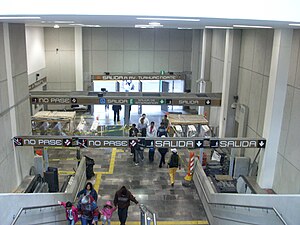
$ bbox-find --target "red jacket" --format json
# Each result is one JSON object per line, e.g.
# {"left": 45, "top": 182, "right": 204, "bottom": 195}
{"left": 60, "top": 202, "right": 79, "bottom": 223}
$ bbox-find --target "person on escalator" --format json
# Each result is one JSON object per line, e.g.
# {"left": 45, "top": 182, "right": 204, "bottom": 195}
{"left": 58, "top": 201, "right": 79, "bottom": 225}
{"left": 77, "top": 182, "right": 98, "bottom": 203}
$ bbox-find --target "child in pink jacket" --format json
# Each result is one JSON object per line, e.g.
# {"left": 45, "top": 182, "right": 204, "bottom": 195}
{"left": 100, "top": 201, "right": 117, "bottom": 225}
{"left": 58, "top": 201, "right": 79, "bottom": 225}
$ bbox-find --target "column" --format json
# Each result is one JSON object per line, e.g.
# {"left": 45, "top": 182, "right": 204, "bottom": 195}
{"left": 257, "top": 29, "right": 293, "bottom": 188}
{"left": 219, "top": 29, "right": 241, "bottom": 137}
{"left": 198, "top": 29, "right": 212, "bottom": 117}
{"left": 190, "top": 29, "right": 201, "bottom": 94}
{"left": 75, "top": 27, "right": 83, "bottom": 91}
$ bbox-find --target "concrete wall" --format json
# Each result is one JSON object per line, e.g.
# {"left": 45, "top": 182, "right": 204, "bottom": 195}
{"left": 82, "top": 27, "right": 192, "bottom": 90}
{"left": 0, "top": 23, "right": 33, "bottom": 192}
{"left": 209, "top": 30, "right": 226, "bottom": 127}
{"left": 238, "top": 29, "right": 273, "bottom": 161}
{"left": 44, "top": 27, "right": 75, "bottom": 91}
{"left": 274, "top": 30, "right": 300, "bottom": 193}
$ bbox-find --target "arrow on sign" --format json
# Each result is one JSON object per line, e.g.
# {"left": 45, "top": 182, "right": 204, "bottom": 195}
{"left": 71, "top": 98, "right": 77, "bottom": 103}
{"left": 159, "top": 99, "right": 165, "bottom": 104}
{"left": 129, "top": 99, "right": 134, "bottom": 105}
{"left": 31, "top": 98, "right": 38, "bottom": 104}
{"left": 257, "top": 140, "right": 266, "bottom": 148}
{"left": 205, "top": 99, "right": 211, "bottom": 105}
{"left": 210, "top": 140, "right": 219, "bottom": 148}
{"left": 195, "top": 140, "right": 203, "bottom": 148}
{"left": 166, "top": 99, "right": 172, "bottom": 104}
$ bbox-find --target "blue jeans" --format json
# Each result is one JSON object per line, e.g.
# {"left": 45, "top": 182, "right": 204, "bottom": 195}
{"left": 102, "top": 216, "right": 111, "bottom": 225}
{"left": 68, "top": 219, "right": 75, "bottom": 225}
{"left": 81, "top": 218, "right": 97, "bottom": 225}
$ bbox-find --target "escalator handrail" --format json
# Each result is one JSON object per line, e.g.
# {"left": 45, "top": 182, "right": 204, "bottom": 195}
{"left": 11, "top": 204, "right": 61, "bottom": 225}
{"left": 194, "top": 161, "right": 287, "bottom": 225}
{"left": 139, "top": 203, "right": 157, "bottom": 225}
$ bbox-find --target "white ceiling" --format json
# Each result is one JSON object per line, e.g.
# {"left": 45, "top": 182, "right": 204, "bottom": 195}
{"left": 1, "top": 0, "right": 300, "bottom": 29}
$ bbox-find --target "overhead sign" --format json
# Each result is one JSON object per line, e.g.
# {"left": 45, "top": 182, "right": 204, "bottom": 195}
{"left": 31, "top": 97, "right": 72, "bottom": 104}
{"left": 13, "top": 136, "right": 266, "bottom": 149}
{"left": 92, "top": 74, "right": 184, "bottom": 81}
{"left": 30, "top": 92, "right": 222, "bottom": 106}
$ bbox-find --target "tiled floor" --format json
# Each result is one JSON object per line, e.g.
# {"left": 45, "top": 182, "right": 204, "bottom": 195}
{"left": 48, "top": 109, "right": 208, "bottom": 224}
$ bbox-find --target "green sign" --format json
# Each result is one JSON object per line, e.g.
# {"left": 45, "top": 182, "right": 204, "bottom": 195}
{"left": 159, "top": 99, "right": 166, "bottom": 104}
{"left": 129, "top": 99, "right": 134, "bottom": 105}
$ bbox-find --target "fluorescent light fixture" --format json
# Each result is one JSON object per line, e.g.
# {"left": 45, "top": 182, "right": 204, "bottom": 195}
{"left": 85, "top": 25, "right": 101, "bottom": 27}
{"left": 177, "top": 27, "right": 192, "bottom": 30}
{"left": 205, "top": 26, "right": 233, "bottom": 29}
{"left": 53, "top": 24, "right": 60, "bottom": 29}
{"left": 135, "top": 24, "right": 154, "bottom": 28}
{"left": 149, "top": 22, "right": 161, "bottom": 26}
{"left": 69, "top": 23, "right": 84, "bottom": 26}
{"left": 54, "top": 21, "right": 74, "bottom": 24}
{"left": 233, "top": 25, "right": 272, "bottom": 29}
{"left": 289, "top": 23, "right": 300, "bottom": 26}
{"left": 0, "top": 16, "right": 40, "bottom": 20}
{"left": 137, "top": 17, "right": 200, "bottom": 22}
{"left": 135, "top": 24, "right": 163, "bottom": 28}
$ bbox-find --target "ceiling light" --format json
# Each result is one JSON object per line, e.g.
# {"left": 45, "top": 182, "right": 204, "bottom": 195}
{"left": 149, "top": 22, "right": 161, "bottom": 26}
{"left": 135, "top": 25, "right": 154, "bottom": 28}
{"left": 177, "top": 27, "right": 192, "bottom": 30}
{"left": 137, "top": 17, "right": 200, "bottom": 22}
{"left": 53, "top": 24, "right": 60, "bottom": 29}
{"left": 85, "top": 25, "right": 101, "bottom": 27}
{"left": 54, "top": 21, "right": 74, "bottom": 24}
{"left": 233, "top": 25, "right": 272, "bottom": 29}
{"left": 0, "top": 16, "right": 40, "bottom": 20}
{"left": 289, "top": 23, "right": 300, "bottom": 26}
{"left": 69, "top": 23, "right": 84, "bottom": 26}
{"left": 205, "top": 26, "right": 233, "bottom": 29}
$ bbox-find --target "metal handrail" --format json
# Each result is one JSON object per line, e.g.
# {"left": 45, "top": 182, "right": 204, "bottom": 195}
{"left": 139, "top": 203, "right": 157, "bottom": 225}
{"left": 11, "top": 204, "right": 62, "bottom": 225}
{"left": 194, "top": 160, "right": 287, "bottom": 225}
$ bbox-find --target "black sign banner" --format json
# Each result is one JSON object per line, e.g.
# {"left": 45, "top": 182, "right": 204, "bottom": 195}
{"left": 13, "top": 136, "right": 266, "bottom": 149}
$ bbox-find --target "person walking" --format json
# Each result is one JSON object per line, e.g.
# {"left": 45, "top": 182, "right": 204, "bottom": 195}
{"left": 112, "top": 105, "right": 122, "bottom": 122}
{"left": 157, "top": 122, "right": 168, "bottom": 137}
{"left": 77, "top": 195, "right": 99, "bottom": 225}
{"left": 161, "top": 114, "right": 170, "bottom": 130}
{"left": 129, "top": 124, "right": 139, "bottom": 156}
{"left": 58, "top": 201, "right": 79, "bottom": 225}
{"left": 168, "top": 148, "right": 181, "bottom": 187}
{"left": 77, "top": 182, "right": 98, "bottom": 203}
{"left": 158, "top": 135, "right": 168, "bottom": 168}
{"left": 114, "top": 186, "right": 139, "bottom": 225}
{"left": 137, "top": 117, "right": 147, "bottom": 137}
{"left": 139, "top": 113, "right": 149, "bottom": 127}
{"left": 147, "top": 121, "right": 157, "bottom": 162}
{"left": 99, "top": 201, "right": 116, "bottom": 225}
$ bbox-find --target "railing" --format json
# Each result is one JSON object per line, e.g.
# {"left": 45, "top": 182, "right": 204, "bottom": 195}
{"left": 11, "top": 204, "right": 64, "bottom": 225}
{"left": 140, "top": 203, "right": 157, "bottom": 225}
{"left": 193, "top": 159, "right": 289, "bottom": 225}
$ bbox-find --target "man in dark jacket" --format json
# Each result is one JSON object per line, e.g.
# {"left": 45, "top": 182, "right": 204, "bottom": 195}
{"left": 114, "top": 186, "right": 139, "bottom": 225}
{"left": 168, "top": 148, "right": 181, "bottom": 187}
{"left": 112, "top": 105, "right": 122, "bottom": 122}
